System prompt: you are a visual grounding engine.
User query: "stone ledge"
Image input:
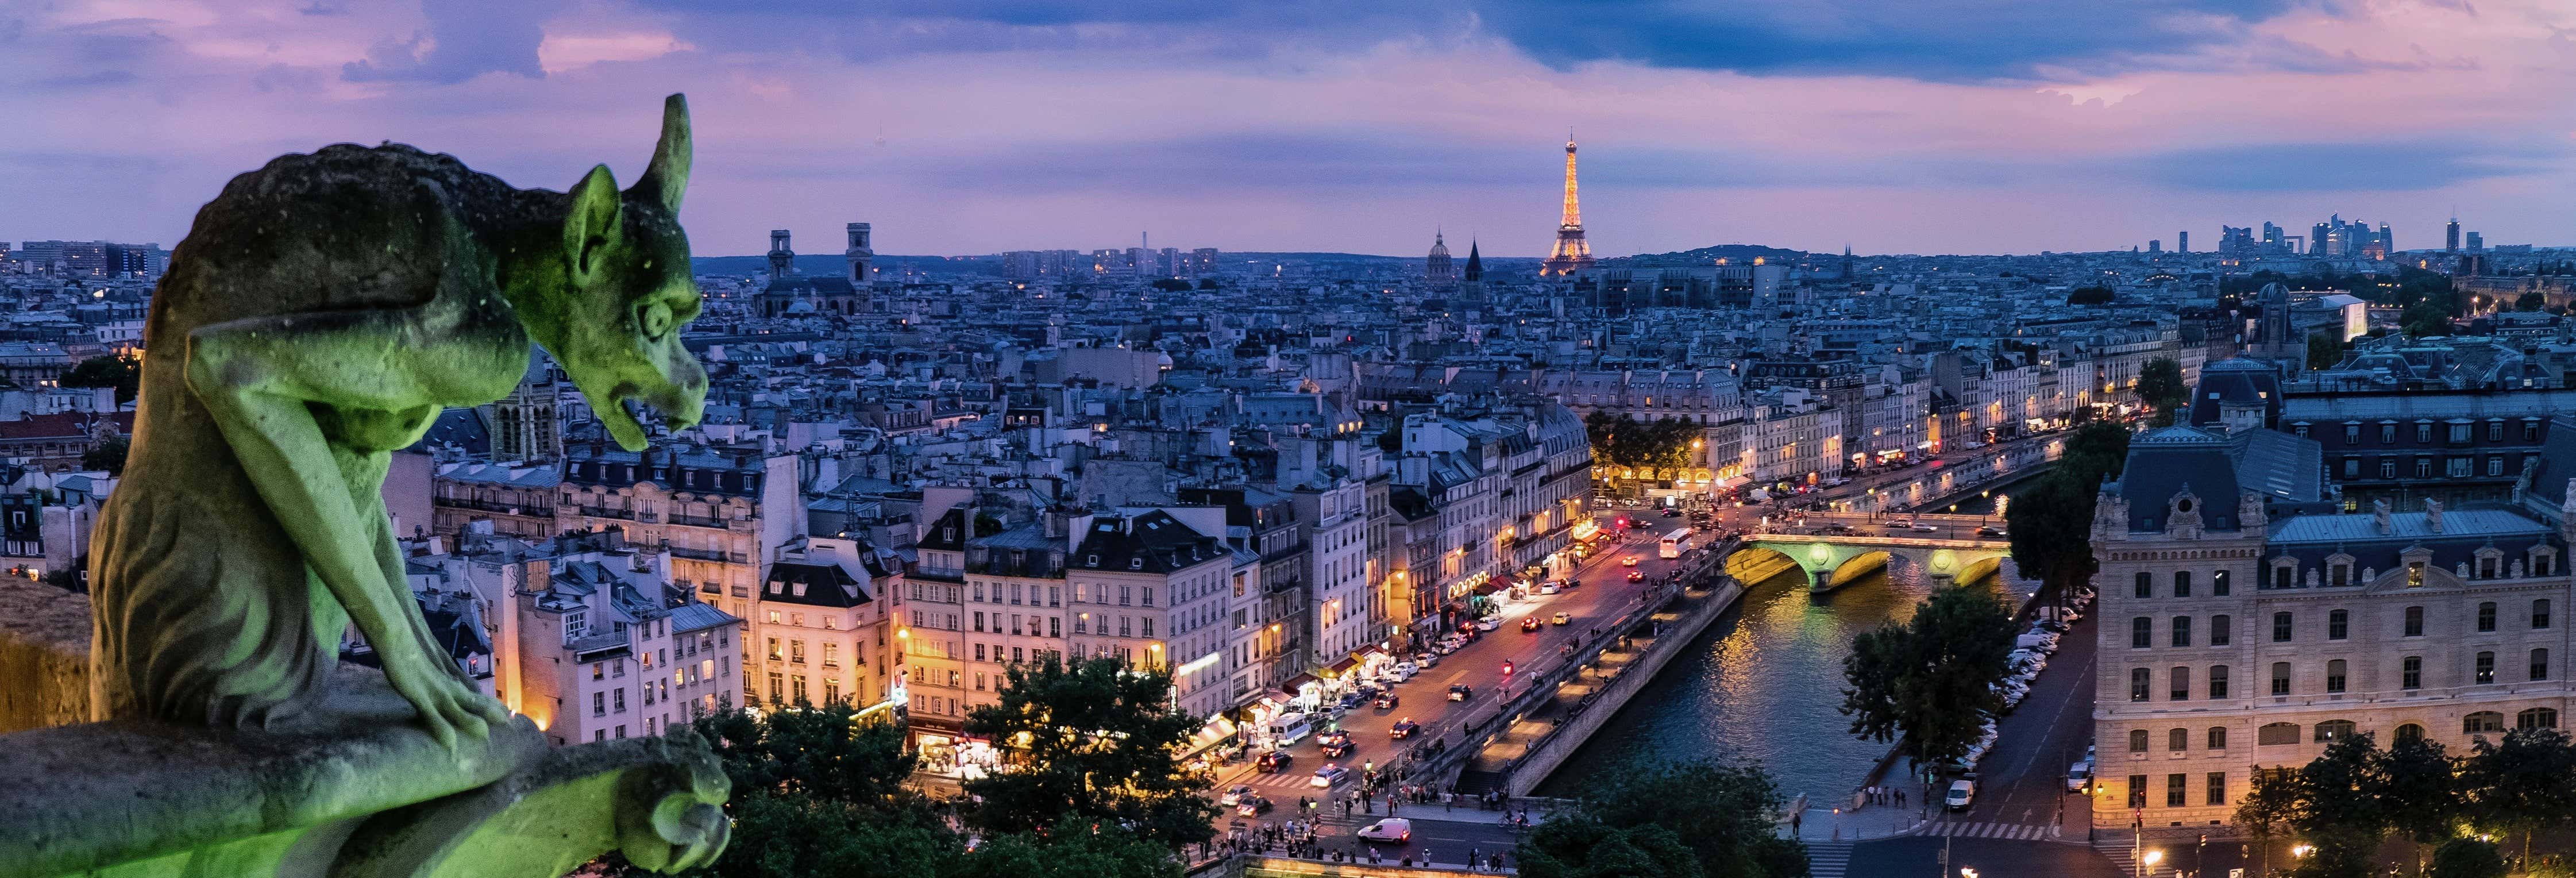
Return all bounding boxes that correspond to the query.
[0,577,91,734]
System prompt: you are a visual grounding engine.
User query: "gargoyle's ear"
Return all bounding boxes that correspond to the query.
[635,93,689,213]
[566,163,622,280]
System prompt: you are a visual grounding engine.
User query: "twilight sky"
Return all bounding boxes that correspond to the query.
[6,0,2576,257]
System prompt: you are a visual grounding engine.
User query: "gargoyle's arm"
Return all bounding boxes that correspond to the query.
[186,308,508,749]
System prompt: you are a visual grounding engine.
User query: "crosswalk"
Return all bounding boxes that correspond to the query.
[1806,841,1852,878]
[1916,818,2060,841]
[2096,841,2140,876]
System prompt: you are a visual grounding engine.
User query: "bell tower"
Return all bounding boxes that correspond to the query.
[767,229,794,278]
[846,222,874,286]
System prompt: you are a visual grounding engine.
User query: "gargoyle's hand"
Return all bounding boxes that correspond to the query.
[615,749,731,873]
[380,641,500,752]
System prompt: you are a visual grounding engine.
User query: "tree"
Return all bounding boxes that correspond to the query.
[2305,332,2344,372]
[1521,756,1806,878]
[2426,837,2506,878]
[2516,291,2547,311]
[2292,733,2389,872]
[961,656,1216,849]
[2136,357,2185,427]
[1839,586,2015,784]
[2403,298,2454,337]
[60,355,140,404]
[2004,421,2129,600]
[2378,734,2464,867]
[2067,286,2114,305]
[82,436,129,476]
[2236,768,2308,877]
[1586,410,1702,476]
[2461,727,2576,865]
[1148,278,1190,291]
[951,819,1186,878]
[691,699,917,810]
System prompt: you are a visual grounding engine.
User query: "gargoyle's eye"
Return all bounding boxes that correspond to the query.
[638,301,674,340]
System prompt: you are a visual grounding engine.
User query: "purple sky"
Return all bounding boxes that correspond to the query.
[6,0,2576,257]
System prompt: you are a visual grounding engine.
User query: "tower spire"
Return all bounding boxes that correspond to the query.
[1541,137,1595,276]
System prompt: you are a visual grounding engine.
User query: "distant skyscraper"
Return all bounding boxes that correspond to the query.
[2149,240,2162,254]
[1190,248,1218,276]
[1540,138,1596,276]
[2467,231,2484,252]
[1841,245,1854,278]
[2446,217,2461,252]
[1426,232,1454,286]
[2311,222,2331,256]
[2177,230,2187,253]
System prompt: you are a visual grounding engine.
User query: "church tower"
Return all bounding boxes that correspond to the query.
[1540,138,1596,276]
[1463,240,1483,283]
[1426,231,1454,287]
[846,222,874,286]
[768,229,795,278]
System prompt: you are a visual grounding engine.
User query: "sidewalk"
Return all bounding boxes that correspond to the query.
[1781,800,1934,844]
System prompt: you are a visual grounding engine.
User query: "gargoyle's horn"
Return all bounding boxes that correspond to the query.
[638,93,690,212]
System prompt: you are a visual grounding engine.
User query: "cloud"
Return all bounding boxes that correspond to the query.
[2130,140,2565,191]
[342,0,562,84]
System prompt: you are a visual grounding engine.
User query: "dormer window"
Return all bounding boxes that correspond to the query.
[1086,554,1099,567]
[1129,557,1144,570]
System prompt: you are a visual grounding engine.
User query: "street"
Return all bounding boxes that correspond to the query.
[1206,527,1689,835]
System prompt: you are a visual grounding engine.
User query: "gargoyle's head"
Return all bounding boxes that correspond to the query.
[541,93,707,452]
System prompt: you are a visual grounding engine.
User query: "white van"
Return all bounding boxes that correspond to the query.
[1270,715,1314,746]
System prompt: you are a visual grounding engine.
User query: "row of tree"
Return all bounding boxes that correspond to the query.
[2235,727,2576,877]
[1584,410,1703,473]
[638,656,1212,878]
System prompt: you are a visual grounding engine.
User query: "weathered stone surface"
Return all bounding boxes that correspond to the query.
[0,578,89,733]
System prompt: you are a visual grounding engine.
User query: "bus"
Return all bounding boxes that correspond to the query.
[1660,527,1691,559]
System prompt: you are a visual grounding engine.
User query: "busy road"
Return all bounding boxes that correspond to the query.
[1205,526,1691,840]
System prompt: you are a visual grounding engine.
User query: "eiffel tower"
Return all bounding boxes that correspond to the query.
[1540,137,1596,276]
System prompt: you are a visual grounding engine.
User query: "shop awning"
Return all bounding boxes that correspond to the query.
[1281,672,1321,692]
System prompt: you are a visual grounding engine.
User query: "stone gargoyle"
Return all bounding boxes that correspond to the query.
[0,94,727,877]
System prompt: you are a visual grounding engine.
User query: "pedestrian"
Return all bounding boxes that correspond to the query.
[1444,792,1453,812]
[1470,847,1480,871]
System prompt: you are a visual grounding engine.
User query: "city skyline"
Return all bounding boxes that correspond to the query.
[7,1,2576,257]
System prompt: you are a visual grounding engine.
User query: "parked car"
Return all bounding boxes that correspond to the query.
[1336,692,1367,710]
[1355,818,1413,844]
[1390,719,1420,739]
[1912,524,1938,533]
[1220,784,1252,806]
[1311,764,1351,788]
[1977,526,2007,537]
[1520,617,1543,633]
[1374,692,1400,709]
[1538,582,1561,595]
[1417,652,1440,669]
[1552,612,1572,626]
[1945,779,1976,812]
[1476,615,1502,631]
[1392,662,1420,680]
[2066,760,2093,793]
[1448,684,1474,701]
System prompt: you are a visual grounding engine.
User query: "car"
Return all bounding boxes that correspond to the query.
[1521,617,1543,633]
[1355,818,1413,844]
[1621,556,1640,567]
[1626,571,1645,582]
[1538,582,1561,595]
[1448,683,1474,701]
[1825,522,1853,532]
[1417,652,1440,669]
[1237,795,1272,817]
[1476,615,1502,631]
[1311,764,1351,788]
[1883,521,1912,530]
[1390,719,1420,739]
[1977,526,2007,537]
[1552,612,1572,626]
[1660,508,1682,517]
[1220,784,1252,806]
[1321,737,1353,758]
[2066,760,2093,793]
[1391,662,1420,681]
[1257,751,1293,773]
[1912,524,1938,533]
[1337,692,1367,710]
[1945,779,1976,812]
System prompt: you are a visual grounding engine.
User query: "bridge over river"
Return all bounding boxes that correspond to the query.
[1729,513,2013,591]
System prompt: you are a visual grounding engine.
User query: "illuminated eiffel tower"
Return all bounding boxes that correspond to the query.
[1540,137,1596,276]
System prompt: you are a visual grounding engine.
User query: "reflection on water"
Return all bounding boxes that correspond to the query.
[1937,469,2049,517]
[1534,557,2031,804]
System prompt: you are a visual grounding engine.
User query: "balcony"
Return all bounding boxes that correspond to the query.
[668,513,732,529]
[666,545,745,564]
[433,496,554,518]
[576,506,635,521]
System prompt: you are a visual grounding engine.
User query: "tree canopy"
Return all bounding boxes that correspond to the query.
[2136,357,2185,427]
[2305,331,2345,372]
[60,355,140,403]
[1839,585,2016,772]
[2066,286,2114,305]
[1584,410,1703,475]
[960,655,1216,849]
[2004,421,2130,597]
[1519,757,1807,878]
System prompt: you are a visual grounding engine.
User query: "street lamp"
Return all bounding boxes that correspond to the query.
[2139,849,2162,878]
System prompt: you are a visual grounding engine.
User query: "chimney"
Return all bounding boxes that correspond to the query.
[2425,497,2444,533]
[2373,498,2393,536]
